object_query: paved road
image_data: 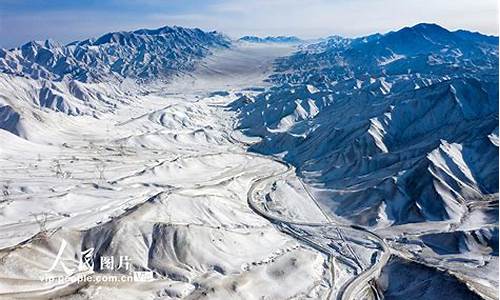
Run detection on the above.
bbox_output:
[235,137,391,300]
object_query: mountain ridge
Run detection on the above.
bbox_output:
[0,26,231,83]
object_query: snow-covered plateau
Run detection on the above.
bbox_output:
[0,24,497,300]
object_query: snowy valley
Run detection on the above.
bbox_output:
[0,24,497,300]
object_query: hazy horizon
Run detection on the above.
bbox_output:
[0,0,498,48]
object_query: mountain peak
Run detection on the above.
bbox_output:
[390,23,453,41]
[411,23,449,33]
[20,39,61,51]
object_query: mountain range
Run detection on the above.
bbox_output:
[233,23,499,227]
[0,26,230,82]
[239,36,302,44]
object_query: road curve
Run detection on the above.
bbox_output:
[235,140,391,300]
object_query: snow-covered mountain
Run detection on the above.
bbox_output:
[233,23,499,227]
[0,26,231,137]
[0,22,497,300]
[271,23,498,84]
[239,36,302,44]
[0,26,230,82]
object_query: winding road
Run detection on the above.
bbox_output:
[230,131,391,300]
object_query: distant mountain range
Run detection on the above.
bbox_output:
[271,23,498,84]
[239,36,302,44]
[0,26,230,82]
